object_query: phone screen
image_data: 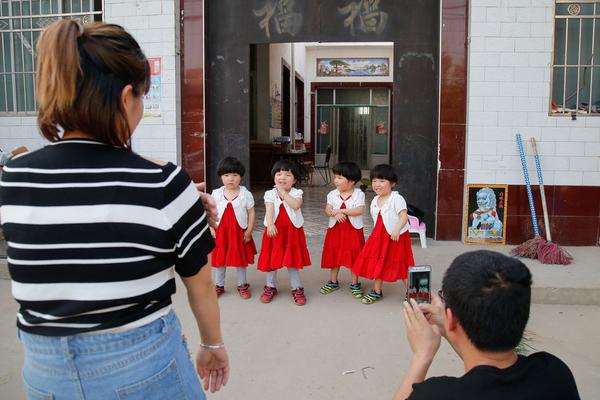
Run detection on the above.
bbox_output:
[407,269,431,304]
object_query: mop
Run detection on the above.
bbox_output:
[530,138,573,265]
[511,133,545,258]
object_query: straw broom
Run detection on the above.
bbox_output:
[530,138,572,265]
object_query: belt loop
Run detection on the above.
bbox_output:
[160,315,169,334]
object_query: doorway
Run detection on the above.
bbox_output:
[315,86,391,170]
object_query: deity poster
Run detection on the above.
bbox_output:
[464,184,508,244]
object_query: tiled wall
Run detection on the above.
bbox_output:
[106,0,179,164]
[467,0,600,186]
[466,0,600,245]
[0,0,180,164]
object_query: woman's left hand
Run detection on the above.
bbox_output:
[243,229,253,243]
[197,347,230,393]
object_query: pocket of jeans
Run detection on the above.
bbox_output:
[23,379,54,400]
[116,358,187,400]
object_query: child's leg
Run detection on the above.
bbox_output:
[213,267,226,287]
[329,267,340,283]
[266,271,277,288]
[288,268,302,289]
[236,267,248,286]
[373,278,383,294]
[351,272,360,286]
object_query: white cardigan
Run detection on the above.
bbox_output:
[263,187,304,228]
[327,188,365,229]
[370,191,410,235]
[211,186,254,229]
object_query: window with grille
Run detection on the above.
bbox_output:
[0,0,103,114]
[551,1,600,115]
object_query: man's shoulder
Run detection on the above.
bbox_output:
[409,376,460,399]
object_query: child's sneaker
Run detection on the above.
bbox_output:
[361,290,383,304]
[319,281,339,295]
[237,283,251,299]
[349,283,363,299]
[260,286,277,303]
[215,285,225,297]
[291,288,307,306]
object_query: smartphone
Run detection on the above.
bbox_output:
[407,265,432,304]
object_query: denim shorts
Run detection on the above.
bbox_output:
[18,310,205,400]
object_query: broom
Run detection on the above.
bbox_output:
[530,138,573,265]
[511,133,545,258]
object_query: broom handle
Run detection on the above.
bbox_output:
[531,138,552,242]
[516,134,540,237]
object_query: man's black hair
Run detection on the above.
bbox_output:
[332,161,362,183]
[369,164,398,183]
[217,157,245,177]
[442,250,532,351]
[271,159,300,180]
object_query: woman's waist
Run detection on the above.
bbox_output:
[18,306,176,355]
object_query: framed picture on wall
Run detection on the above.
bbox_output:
[316,58,390,77]
[464,184,508,244]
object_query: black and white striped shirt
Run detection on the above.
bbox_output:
[0,139,214,336]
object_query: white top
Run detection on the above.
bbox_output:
[327,188,365,229]
[211,185,255,229]
[263,187,304,228]
[370,191,410,235]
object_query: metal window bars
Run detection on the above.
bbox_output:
[551,1,600,115]
[0,0,103,114]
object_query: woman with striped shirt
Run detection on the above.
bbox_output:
[0,20,228,399]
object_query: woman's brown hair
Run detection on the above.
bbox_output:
[36,20,150,147]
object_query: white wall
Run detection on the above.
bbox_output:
[106,0,179,163]
[467,0,600,186]
[0,0,180,164]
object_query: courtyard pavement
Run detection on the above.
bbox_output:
[0,184,599,399]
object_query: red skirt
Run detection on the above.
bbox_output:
[351,214,414,282]
[257,204,311,271]
[211,203,256,267]
[321,219,365,269]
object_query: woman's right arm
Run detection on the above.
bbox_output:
[182,263,230,393]
[265,202,277,237]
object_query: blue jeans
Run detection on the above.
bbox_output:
[18,310,205,400]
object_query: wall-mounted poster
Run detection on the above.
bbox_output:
[464,184,508,244]
[316,58,390,77]
[144,57,162,117]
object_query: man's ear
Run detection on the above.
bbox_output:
[446,307,459,333]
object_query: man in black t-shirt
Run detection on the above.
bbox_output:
[394,251,580,400]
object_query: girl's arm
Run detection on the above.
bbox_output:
[341,205,365,217]
[244,207,255,242]
[391,209,409,241]
[325,203,340,217]
[265,202,278,237]
[278,188,302,210]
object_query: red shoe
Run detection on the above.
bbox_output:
[215,285,225,297]
[260,286,277,303]
[291,288,306,306]
[237,283,251,299]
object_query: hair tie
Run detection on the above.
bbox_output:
[72,19,84,37]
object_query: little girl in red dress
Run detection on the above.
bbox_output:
[319,161,365,298]
[257,159,311,306]
[211,157,256,299]
[352,164,415,304]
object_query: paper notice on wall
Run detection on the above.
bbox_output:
[144,57,162,117]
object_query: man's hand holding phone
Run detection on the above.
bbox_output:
[419,292,447,339]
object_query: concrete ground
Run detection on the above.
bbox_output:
[1,184,599,399]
